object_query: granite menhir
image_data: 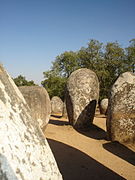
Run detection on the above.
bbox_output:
[19,86,51,130]
[66,68,99,129]
[0,64,62,180]
[99,98,108,115]
[51,96,63,116]
[107,72,135,143]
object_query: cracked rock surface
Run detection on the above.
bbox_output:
[66,68,99,129]
[107,72,135,143]
[0,65,62,180]
[19,86,51,129]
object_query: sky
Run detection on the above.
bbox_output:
[0,0,135,84]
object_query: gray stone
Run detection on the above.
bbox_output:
[66,68,99,128]
[62,100,68,118]
[51,96,63,116]
[19,86,51,129]
[99,98,108,115]
[107,72,135,143]
[0,65,62,180]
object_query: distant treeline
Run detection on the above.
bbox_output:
[13,75,36,87]
[14,39,135,101]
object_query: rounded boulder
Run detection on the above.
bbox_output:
[19,86,51,129]
[107,72,135,143]
[51,96,63,116]
[62,100,68,118]
[99,98,108,115]
[66,68,99,128]
[0,65,62,180]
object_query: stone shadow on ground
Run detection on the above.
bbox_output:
[51,114,63,118]
[76,124,107,140]
[103,142,135,166]
[70,100,107,140]
[47,138,125,180]
[49,119,69,126]
[65,94,106,136]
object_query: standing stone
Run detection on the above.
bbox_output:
[99,98,108,115]
[62,100,68,118]
[107,72,135,143]
[66,68,99,128]
[51,96,63,116]
[0,65,62,180]
[19,86,51,129]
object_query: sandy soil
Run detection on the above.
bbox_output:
[44,112,135,180]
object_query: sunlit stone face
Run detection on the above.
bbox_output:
[0,65,62,180]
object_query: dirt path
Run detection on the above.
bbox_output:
[44,113,135,180]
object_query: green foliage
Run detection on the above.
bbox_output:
[77,40,127,100]
[78,39,103,69]
[125,39,135,73]
[42,39,135,101]
[53,51,80,77]
[41,51,80,100]
[13,75,36,87]
[41,71,66,100]
[99,41,126,99]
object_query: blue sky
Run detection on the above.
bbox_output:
[0,0,135,84]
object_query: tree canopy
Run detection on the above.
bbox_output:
[42,39,135,100]
[41,71,66,100]
[125,39,135,73]
[13,75,36,87]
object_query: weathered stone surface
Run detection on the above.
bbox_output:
[0,65,62,180]
[99,98,108,115]
[66,68,99,128]
[62,100,68,118]
[107,72,135,143]
[19,86,51,129]
[51,96,63,116]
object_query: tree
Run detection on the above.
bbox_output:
[42,39,134,101]
[104,42,126,75]
[78,39,103,69]
[98,41,126,99]
[41,51,80,99]
[78,39,115,100]
[126,39,135,73]
[53,51,80,78]
[77,40,109,100]
[41,70,66,100]
[13,75,36,86]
